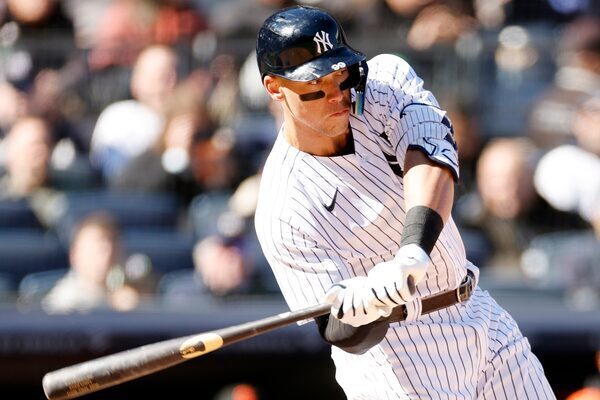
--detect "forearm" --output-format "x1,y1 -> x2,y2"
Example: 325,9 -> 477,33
314,314 -> 389,354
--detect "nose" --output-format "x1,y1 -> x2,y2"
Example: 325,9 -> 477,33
325,80 -> 344,103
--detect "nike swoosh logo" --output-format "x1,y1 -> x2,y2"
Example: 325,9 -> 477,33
324,188 -> 338,212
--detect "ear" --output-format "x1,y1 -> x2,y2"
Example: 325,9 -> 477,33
263,75 -> 285,102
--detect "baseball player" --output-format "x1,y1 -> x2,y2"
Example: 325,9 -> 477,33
254,6 -> 555,399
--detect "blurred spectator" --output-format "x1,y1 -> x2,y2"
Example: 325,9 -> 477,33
153,0 -> 208,45
455,137 -> 587,270
472,0 -> 511,29
29,67 -> 91,154
384,0 -> 437,18
193,233 -> 252,296
206,53 -> 240,128
112,80 -> 214,203
0,116 -> 64,228
61,0 -> 112,50
213,383 -> 260,400
162,173 -> 275,302
90,44 -> 178,182
375,0 -> 475,49
238,51 -> 271,113
474,0 -> 590,29
534,96 -> 600,237
88,0 -> 206,70
209,0 -> 296,39
527,16 -> 600,149
161,230 -> 266,302
0,0 -> 87,147
190,130 -> 241,194
0,82 -> 29,137
42,212 -> 140,314
566,387 -> 600,400
0,0 -> 75,90
406,2 -> 476,51
443,99 -> 483,196
295,0 -> 377,28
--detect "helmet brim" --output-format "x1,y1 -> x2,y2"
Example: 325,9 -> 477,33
277,46 -> 365,82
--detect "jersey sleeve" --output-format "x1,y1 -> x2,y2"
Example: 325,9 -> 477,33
366,54 -> 459,180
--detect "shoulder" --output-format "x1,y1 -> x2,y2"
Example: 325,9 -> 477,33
97,100 -> 158,123
98,100 -> 138,116
367,54 -> 415,85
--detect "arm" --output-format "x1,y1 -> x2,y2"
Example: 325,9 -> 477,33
403,148 -> 454,224
364,150 -> 456,308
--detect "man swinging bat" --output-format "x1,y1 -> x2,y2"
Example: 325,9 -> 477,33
253,5 -> 555,399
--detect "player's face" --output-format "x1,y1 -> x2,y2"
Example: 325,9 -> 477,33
278,68 -> 352,138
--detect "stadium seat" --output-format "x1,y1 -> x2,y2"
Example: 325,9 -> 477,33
123,230 -> 195,275
521,229 -> 600,288
188,192 -> 233,239
0,273 -> 16,301
17,268 -> 69,305
0,199 -> 44,231
55,190 -> 182,243
0,230 -> 69,288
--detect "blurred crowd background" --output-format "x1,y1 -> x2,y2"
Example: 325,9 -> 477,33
0,0 -> 599,399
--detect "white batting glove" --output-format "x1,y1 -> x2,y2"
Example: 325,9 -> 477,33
323,277 -> 393,327
366,244 -> 431,308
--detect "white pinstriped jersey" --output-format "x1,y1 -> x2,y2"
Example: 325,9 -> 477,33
255,54 -> 555,399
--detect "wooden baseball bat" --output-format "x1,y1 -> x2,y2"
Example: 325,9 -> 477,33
42,303 -> 331,400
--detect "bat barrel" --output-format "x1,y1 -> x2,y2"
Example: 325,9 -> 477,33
42,303 -> 331,400
42,335 -> 197,400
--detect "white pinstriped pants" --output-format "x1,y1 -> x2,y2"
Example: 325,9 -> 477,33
331,288 -> 556,399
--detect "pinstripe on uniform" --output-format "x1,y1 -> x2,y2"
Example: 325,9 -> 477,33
255,54 -> 555,399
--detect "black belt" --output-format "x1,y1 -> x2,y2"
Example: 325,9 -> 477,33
386,270 -> 476,323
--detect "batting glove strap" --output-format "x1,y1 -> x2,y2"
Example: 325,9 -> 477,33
315,314 -> 389,355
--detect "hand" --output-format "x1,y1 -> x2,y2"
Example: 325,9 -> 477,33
366,244 -> 430,308
323,277 -> 392,327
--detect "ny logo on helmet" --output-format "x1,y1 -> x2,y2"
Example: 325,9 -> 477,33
313,31 -> 333,54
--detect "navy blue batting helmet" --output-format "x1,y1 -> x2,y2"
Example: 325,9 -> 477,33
256,6 -> 368,114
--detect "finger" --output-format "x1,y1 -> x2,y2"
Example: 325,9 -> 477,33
407,275 -> 416,296
359,292 -> 370,316
383,285 -> 402,306
378,306 -> 393,318
367,287 -> 389,307
342,289 -> 355,318
323,282 -> 346,304
397,280 -> 415,303
330,299 -> 343,320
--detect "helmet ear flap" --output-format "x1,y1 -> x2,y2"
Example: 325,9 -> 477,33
340,61 -> 368,116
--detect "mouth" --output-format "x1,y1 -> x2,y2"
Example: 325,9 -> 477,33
330,108 -> 350,117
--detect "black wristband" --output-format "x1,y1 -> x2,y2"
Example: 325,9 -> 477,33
314,314 -> 389,355
400,206 -> 444,254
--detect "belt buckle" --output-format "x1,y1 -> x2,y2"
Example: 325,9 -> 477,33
456,271 -> 474,303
